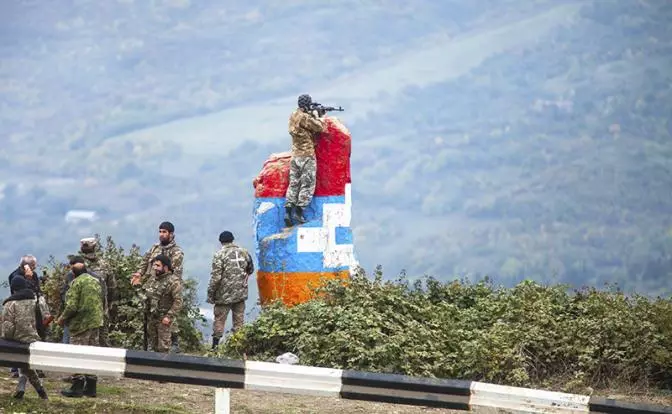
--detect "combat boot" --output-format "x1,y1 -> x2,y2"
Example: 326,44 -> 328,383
83,376 -> 97,397
293,206 -> 307,224
36,385 -> 49,400
284,206 -> 293,227
211,336 -> 220,350
61,376 -> 85,398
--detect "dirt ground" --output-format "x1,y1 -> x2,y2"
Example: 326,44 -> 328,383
0,371 -> 461,413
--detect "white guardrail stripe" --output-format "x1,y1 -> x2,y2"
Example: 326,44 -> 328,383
29,341 -> 126,377
245,360 -> 343,397
470,381 -> 591,413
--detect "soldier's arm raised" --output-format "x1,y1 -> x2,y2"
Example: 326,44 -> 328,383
132,247 -> 153,285
171,248 -> 184,279
206,253 -> 223,304
302,112 -> 326,134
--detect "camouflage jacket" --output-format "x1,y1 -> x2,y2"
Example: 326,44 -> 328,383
144,271 -> 183,319
82,251 -> 118,308
136,240 -> 184,282
207,243 -> 254,305
61,273 -> 104,336
1,297 -> 41,344
288,108 -> 325,158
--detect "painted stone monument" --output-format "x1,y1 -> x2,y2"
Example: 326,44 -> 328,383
252,116 -> 358,306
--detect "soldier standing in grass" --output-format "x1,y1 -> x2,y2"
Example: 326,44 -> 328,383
58,256 -> 103,398
78,237 -> 118,347
284,94 -> 326,227
131,221 -> 184,353
206,231 -> 254,350
1,276 -> 49,400
143,254 -> 183,353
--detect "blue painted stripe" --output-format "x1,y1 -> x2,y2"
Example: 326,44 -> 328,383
253,195 -> 353,273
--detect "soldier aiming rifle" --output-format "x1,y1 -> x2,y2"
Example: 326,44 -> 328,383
308,102 -> 344,118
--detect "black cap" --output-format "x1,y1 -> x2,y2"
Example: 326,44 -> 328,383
219,231 -> 234,243
159,221 -> 175,233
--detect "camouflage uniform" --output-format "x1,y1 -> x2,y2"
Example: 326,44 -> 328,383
143,270 -> 183,353
285,108 -> 325,208
207,242 -> 254,341
1,294 -> 47,399
81,249 -> 117,347
136,239 -> 184,341
60,272 -> 103,387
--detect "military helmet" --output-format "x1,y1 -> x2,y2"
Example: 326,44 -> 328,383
297,94 -> 312,109
80,237 -> 97,249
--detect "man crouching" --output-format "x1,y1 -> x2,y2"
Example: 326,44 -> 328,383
1,276 -> 48,400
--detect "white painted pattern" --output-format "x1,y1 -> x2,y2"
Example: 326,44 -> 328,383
244,360 -> 343,397
256,201 -> 275,215
296,183 -> 357,269
469,381 -> 590,413
29,341 -> 126,377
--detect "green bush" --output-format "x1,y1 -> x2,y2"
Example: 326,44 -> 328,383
41,235 -> 206,353
217,265 -> 672,392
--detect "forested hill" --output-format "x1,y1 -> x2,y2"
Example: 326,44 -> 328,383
1,1 -> 671,307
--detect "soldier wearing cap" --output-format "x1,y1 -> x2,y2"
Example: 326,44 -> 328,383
62,237 -> 116,347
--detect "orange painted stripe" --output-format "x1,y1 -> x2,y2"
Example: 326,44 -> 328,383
256,270 -> 350,307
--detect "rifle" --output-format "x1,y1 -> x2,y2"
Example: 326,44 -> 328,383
308,102 -> 344,117
143,298 -> 149,351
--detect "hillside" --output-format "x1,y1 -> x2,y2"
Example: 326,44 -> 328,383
1,0 -> 671,310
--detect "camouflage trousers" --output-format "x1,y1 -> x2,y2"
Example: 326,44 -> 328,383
71,328 -> 100,382
213,301 -> 245,339
16,367 -> 43,393
285,156 -> 316,208
147,316 -> 173,353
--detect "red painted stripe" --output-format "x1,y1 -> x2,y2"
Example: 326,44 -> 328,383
253,118 -> 351,198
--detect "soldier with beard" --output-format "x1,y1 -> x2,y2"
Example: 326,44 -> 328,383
142,254 -> 183,353
57,256 -> 103,398
131,221 -> 184,352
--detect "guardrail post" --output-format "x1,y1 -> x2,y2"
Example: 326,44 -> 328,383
214,388 -> 230,414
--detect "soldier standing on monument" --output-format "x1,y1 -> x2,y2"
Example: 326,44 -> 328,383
206,231 -> 254,350
131,221 -> 184,353
284,94 -> 326,227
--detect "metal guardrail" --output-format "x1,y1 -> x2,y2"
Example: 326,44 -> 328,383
0,339 -> 670,413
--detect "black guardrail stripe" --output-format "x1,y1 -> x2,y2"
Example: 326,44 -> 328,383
588,396 -> 672,414
340,370 -> 472,410
341,369 -> 473,395
124,349 -> 246,389
0,339 -> 31,370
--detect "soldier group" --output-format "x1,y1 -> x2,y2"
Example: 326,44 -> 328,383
0,95 -> 322,401
1,220 -> 254,401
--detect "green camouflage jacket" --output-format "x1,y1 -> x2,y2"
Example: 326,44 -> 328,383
61,273 -> 103,335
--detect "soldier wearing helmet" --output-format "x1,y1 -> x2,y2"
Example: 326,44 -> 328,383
284,94 -> 326,226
